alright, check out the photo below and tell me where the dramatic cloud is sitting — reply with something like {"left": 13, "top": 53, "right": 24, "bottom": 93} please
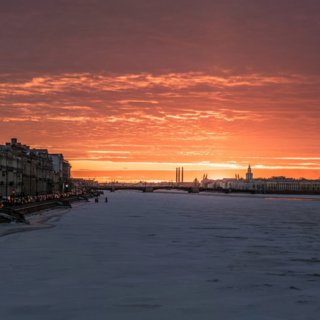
{"left": 1, "top": 1, "right": 320, "bottom": 180}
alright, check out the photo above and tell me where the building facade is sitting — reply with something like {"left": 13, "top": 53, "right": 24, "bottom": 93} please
{"left": 0, "top": 146, "right": 22, "bottom": 197}
{"left": 49, "top": 154, "right": 71, "bottom": 193}
{"left": 0, "top": 138, "right": 71, "bottom": 198}
{"left": 201, "top": 165, "right": 320, "bottom": 194}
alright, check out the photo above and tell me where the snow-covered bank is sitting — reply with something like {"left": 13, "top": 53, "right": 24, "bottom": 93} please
{"left": 0, "top": 207, "right": 72, "bottom": 238}
{"left": 0, "top": 192, "right": 319, "bottom": 320}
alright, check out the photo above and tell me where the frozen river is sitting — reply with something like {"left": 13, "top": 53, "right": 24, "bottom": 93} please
{"left": 1, "top": 191, "right": 320, "bottom": 320}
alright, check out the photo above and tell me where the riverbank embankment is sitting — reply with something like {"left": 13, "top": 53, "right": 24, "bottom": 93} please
{"left": 0, "top": 194, "right": 94, "bottom": 224}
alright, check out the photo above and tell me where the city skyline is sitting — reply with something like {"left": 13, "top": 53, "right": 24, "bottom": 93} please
{"left": 1, "top": 1, "right": 320, "bottom": 182}
{"left": 2, "top": 137, "right": 320, "bottom": 183}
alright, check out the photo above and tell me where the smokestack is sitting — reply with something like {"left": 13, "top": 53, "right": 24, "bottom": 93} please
{"left": 181, "top": 167, "right": 184, "bottom": 183}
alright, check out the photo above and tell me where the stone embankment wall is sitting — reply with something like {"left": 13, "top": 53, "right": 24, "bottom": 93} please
{"left": 0, "top": 196, "right": 90, "bottom": 223}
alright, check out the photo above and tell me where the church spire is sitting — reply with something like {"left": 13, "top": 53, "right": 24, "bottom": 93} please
{"left": 246, "top": 164, "right": 253, "bottom": 181}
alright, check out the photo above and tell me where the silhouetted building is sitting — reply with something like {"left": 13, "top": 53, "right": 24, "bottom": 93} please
{"left": 0, "top": 138, "right": 71, "bottom": 197}
{"left": 246, "top": 164, "right": 253, "bottom": 181}
{"left": 175, "top": 167, "right": 184, "bottom": 183}
{"left": 200, "top": 165, "right": 320, "bottom": 194}
{"left": 50, "top": 154, "right": 71, "bottom": 193}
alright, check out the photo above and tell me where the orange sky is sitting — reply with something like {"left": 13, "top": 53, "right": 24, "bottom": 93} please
{"left": 1, "top": 1, "right": 320, "bottom": 181}
{"left": 1, "top": 72, "right": 319, "bottom": 181}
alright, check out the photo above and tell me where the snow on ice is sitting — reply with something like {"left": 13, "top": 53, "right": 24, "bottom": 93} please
{"left": 0, "top": 191, "right": 320, "bottom": 319}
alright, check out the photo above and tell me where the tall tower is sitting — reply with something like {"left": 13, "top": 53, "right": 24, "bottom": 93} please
{"left": 176, "top": 167, "right": 181, "bottom": 183}
{"left": 246, "top": 164, "right": 253, "bottom": 181}
{"left": 175, "top": 167, "right": 184, "bottom": 183}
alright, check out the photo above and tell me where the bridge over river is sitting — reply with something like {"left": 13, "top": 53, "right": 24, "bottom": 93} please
{"left": 93, "top": 184, "right": 268, "bottom": 195}
{"left": 97, "top": 184, "right": 203, "bottom": 193}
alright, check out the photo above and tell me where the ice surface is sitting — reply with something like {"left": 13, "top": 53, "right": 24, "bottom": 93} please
{"left": 0, "top": 191, "right": 320, "bottom": 320}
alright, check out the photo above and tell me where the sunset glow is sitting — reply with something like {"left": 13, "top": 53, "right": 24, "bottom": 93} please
{"left": 1, "top": 1, "right": 319, "bottom": 181}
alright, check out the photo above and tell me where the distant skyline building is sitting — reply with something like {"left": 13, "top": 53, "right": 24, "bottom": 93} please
{"left": 246, "top": 164, "right": 253, "bottom": 182}
{"left": 176, "top": 167, "right": 184, "bottom": 183}
{"left": 200, "top": 165, "right": 320, "bottom": 194}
